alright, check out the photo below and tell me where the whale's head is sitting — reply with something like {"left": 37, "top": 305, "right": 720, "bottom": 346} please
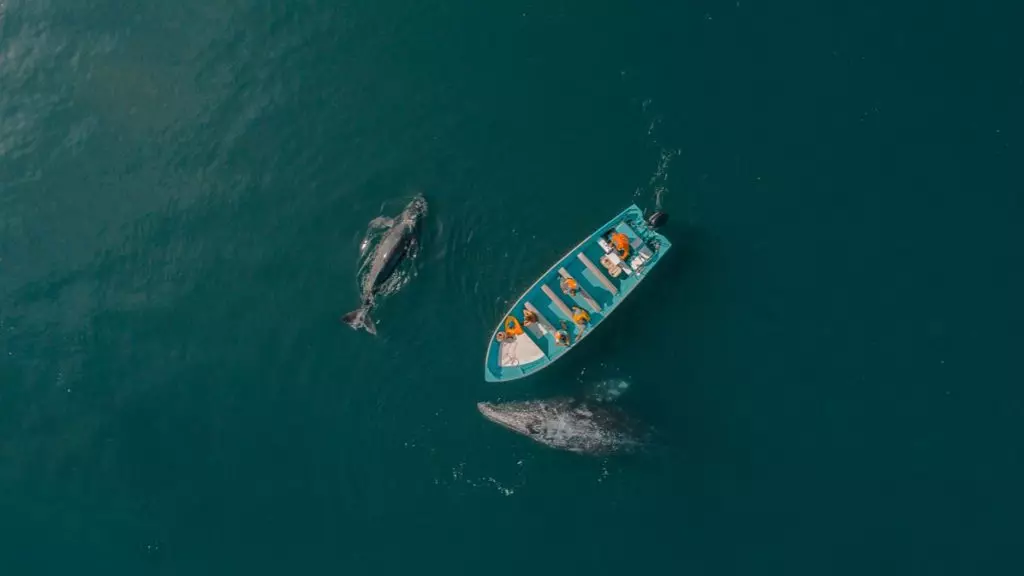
{"left": 402, "top": 194, "right": 428, "bottom": 224}
{"left": 477, "top": 399, "right": 573, "bottom": 438}
{"left": 478, "top": 400, "right": 548, "bottom": 437}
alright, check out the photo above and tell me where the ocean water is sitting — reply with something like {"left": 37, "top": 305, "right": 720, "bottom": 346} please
{"left": 1, "top": 0, "right": 1022, "bottom": 574}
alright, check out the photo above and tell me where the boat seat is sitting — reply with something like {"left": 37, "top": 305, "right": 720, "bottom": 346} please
{"left": 523, "top": 302, "right": 555, "bottom": 335}
{"left": 577, "top": 253, "right": 619, "bottom": 295}
{"left": 541, "top": 284, "right": 574, "bottom": 320}
{"left": 618, "top": 221, "right": 644, "bottom": 240}
{"left": 619, "top": 222, "right": 652, "bottom": 248}
{"left": 628, "top": 228, "right": 654, "bottom": 257}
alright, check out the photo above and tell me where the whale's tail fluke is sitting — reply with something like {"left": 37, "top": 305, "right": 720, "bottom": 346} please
{"left": 341, "top": 305, "right": 376, "bottom": 335}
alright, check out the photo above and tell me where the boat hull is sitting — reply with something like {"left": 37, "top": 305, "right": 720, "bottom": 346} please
{"left": 483, "top": 205, "right": 671, "bottom": 382}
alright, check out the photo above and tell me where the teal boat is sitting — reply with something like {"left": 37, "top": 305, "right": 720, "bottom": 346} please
{"left": 484, "top": 205, "right": 672, "bottom": 382}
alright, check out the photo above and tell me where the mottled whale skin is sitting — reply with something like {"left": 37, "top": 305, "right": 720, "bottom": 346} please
{"left": 477, "top": 397, "right": 643, "bottom": 455}
{"left": 341, "top": 195, "right": 427, "bottom": 335}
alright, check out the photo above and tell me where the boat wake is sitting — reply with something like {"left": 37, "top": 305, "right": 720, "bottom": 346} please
{"left": 632, "top": 97, "right": 681, "bottom": 213}
{"left": 648, "top": 147, "right": 680, "bottom": 211}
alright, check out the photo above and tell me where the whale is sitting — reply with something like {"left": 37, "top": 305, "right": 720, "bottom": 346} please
{"left": 341, "top": 195, "right": 427, "bottom": 334}
{"left": 477, "top": 397, "right": 643, "bottom": 455}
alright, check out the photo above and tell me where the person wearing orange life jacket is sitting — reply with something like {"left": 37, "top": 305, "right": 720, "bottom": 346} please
{"left": 554, "top": 321, "right": 571, "bottom": 347}
{"left": 522, "top": 308, "right": 538, "bottom": 327}
{"left": 571, "top": 306, "right": 591, "bottom": 333}
{"left": 560, "top": 276, "right": 579, "bottom": 297}
{"left": 609, "top": 231, "right": 631, "bottom": 260}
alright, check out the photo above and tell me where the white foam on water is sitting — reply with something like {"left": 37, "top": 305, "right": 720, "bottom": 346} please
{"left": 447, "top": 462, "right": 522, "bottom": 497}
{"left": 588, "top": 378, "right": 631, "bottom": 403}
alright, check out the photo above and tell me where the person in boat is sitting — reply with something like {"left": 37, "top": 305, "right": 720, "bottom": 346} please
{"left": 560, "top": 276, "right": 579, "bottom": 297}
{"left": 571, "top": 306, "right": 591, "bottom": 332}
{"left": 608, "top": 230, "right": 631, "bottom": 260}
{"left": 554, "top": 321, "right": 570, "bottom": 347}
{"left": 522, "top": 308, "right": 538, "bottom": 327}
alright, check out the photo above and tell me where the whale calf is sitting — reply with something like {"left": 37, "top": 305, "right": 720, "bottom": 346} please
{"left": 341, "top": 195, "right": 427, "bottom": 334}
{"left": 477, "top": 398, "right": 643, "bottom": 455}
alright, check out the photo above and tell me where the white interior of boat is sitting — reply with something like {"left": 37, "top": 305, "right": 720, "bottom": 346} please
{"left": 498, "top": 334, "right": 545, "bottom": 367}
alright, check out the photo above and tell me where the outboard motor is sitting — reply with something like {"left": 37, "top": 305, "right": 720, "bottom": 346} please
{"left": 646, "top": 210, "right": 668, "bottom": 229}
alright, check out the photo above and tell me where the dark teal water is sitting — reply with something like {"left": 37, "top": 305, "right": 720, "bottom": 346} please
{"left": 2, "top": 0, "right": 1022, "bottom": 574}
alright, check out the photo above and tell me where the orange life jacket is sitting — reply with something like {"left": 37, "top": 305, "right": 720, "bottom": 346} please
{"left": 572, "top": 308, "right": 590, "bottom": 324}
{"left": 611, "top": 232, "right": 630, "bottom": 258}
